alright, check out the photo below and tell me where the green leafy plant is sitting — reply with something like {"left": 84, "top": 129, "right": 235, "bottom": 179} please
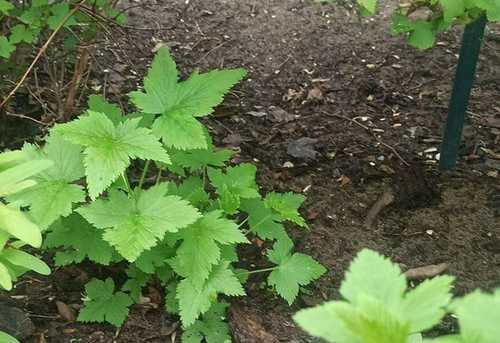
{"left": 8, "top": 47, "right": 325, "bottom": 341}
{"left": 320, "top": 0, "right": 500, "bottom": 49}
{"left": 0, "top": 0, "right": 124, "bottom": 60}
{"left": 294, "top": 249, "right": 500, "bottom": 343}
{"left": 0, "top": 150, "right": 53, "bottom": 342}
{"left": 0, "top": 0, "right": 126, "bottom": 117}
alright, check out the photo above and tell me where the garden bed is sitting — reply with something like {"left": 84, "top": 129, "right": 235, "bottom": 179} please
{"left": 2, "top": 0, "right": 499, "bottom": 341}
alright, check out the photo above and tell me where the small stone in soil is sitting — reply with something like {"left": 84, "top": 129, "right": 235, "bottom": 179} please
{"left": 0, "top": 302, "right": 35, "bottom": 340}
{"left": 287, "top": 137, "right": 318, "bottom": 160}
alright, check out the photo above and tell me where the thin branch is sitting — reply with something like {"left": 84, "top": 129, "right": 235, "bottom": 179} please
{"left": 0, "top": 0, "right": 86, "bottom": 109}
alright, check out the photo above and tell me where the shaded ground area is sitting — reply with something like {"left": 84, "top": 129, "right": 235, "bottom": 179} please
{"left": 2, "top": 0, "right": 499, "bottom": 341}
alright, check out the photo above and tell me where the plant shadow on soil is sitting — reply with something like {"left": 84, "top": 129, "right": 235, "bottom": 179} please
{"left": 2, "top": 0, "right": 499, "bottom": 342}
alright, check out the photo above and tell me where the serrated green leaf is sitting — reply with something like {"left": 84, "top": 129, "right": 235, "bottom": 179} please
{"left": 9, "top": 25, "right": 36, "bottom": 44}
{"left": 0, "top": 0, "right": 14, "bottom": 14}
{"left": 10, "top": 181, "right": 85, "bottom": 229}
{"left": 129, "top": 47, "right": 178, "bottom": 114}
{"left": 78, "top": 278, "right": 133, "bottom": 327}
{"left": 44, "top": 214, "right": 117, "bottom": 266}
{"left": 8, "top": 135, "right": 86, "bottom": 228}
{"left": 208, "top": 164, "right": 259, "bottom": 213}
{"left": 264, "top": 192, "right": 306, "bottom": 227}
{"left": 153, "top": 111, "right": 207, "bottom": 150}
{"left": 87, "top": 95, "right": 123, "bottom": 124}
{"left": 169, "top": 145, "right": 233, "bottom": 173}
{"left": 130, "top": 47, "right": 245, "bottom": 150}
{"left": 54, "top": 111, "right": 170, "bottom": 199}
{"left": 0, "top": 36, "right": 14, "bottom": 59}
{"left": 240, "top": 198, "right": 292, "bottom": 244}
{"left": 333, "top": 296, "right": 412, "bottom": 343}
{"left": 447, "top": 290, "right": 500, "bottom": 343}
{"left": 134, "top": 243, "right": 174, "bottom": 273}
{"left": 47, "top": 3, "right": 77, "bottom": 30}
{"left": 340, "top": 249, "right": 406, "bottom": 309}
{"left": 78, "top": 184, "right": 201, "bottom": 261}
{"left": 177, "top": 261, "right": 245, "bottom": 326}
{"left": 122, "top": 266, "right": 150, "bottom": 302}
{"left": 268, "top": 239, "right": 326, "bottom": 305}
{"left": 170, "top": 211, "right": 248, "bottom": 285}
{"left": 167, "top": 176, "right": 210, "bottom": 208}
{"left": 401, "top": 276, "right": 454, "bottom": 332}
{"left": 182, "top": 302, "right": 231, "bottom": 343}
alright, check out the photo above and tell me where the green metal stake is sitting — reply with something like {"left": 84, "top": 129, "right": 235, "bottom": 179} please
{"left": 439, "top": 14, "right": 487, "bottom": 170}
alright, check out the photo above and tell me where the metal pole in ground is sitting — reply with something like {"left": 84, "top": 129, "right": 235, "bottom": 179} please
{"left": 439, "top": 14, "right": 487, "bottom": 170}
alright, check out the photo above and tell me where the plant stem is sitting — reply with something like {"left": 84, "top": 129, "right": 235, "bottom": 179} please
{"left": 156, "top": 167, "right": 164, "bottom": 185}
{"left": 122, "top": 173, "right": 131, "bottom": 194}
{"left": 138, "top": 160, "right": 151, "bottom": 189}
{"left": 236, "top": 267, "right": 278, "bottom": 276}
{"left": 238, "top": 216, "right": 249, "bottom": 229}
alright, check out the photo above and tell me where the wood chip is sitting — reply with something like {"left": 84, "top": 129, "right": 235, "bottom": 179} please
{"left": 56, "top": 301, "right": 75, "bottom": 322}
{"left": 404, "top": 263, "right": 449, "bottom": 280}
{"left": 364, "top": 190, "right": 394, "bottom": 229}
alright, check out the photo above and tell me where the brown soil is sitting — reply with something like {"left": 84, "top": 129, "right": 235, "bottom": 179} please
{"left": 2, "top": 0, "right": 500, "bottom": 342}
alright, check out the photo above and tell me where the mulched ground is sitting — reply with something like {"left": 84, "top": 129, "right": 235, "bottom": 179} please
{"left": 1, "top": 0, "right": 499, "bottom": 342}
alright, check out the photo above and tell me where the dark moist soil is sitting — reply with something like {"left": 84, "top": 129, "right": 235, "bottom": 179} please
{"left": 2, "top": 0, "right": 500, "bottom": 342}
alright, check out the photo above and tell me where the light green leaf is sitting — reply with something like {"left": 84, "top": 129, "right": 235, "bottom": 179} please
{"left": 182, "top": 302, "right": 231, "bottom": 343}
{"left": 0, "top": 0, "right": 14, "bottom": 14}
{"left": 8, "top": 135, "right": 85, "bottom": 228}
{"left": 177, "top": 262, "right": 245, "bottom": 327}
{"left": 264, "top": 192, "right": 306, "bottom": 227}
{"left": 129, "top": 47, "right": 178, "bottom": 115}
{"left": 170, "top": 211, "right": 248, "bottom": 285}
{"left": 208, "top": 164, "right": 260, "bottom": 213}
{"left": 0, "top": 158, "right": 53, "bottom": 197}
{"left": 130, "top": 47, "right": 245, "bottom": 149}
{"left": 0, "top": 248, "right": 50, "bottom": 275}
{"left": 0, "top": 203, "right": 41, "bottom": 247}
{"left": 78, "top": 184, "right": 201, "bottom": 261}
{"left": 54, "top": 111, "right": 170, "bottom": 199}
{"left": 440, "top": 0, "right": 465, "bottom": 22}
{"left": 0, "top": 331, "right": 19, "bottom": 343}
{"left": 401, "top": 276, "right": 454, "bottom": 332}
{"left": 358, "top": 0, "right": 377, "bottom": 15}
{"left": 87, "top": 95, "right": 123, "bottom": 124}
{"left": 340, "top": 249, "right": 406, "bottom": 309}
{"left": 152, "top": 112, "right": 207, "bottom": 150}
{"left": 0, "top": 36, "right": 14, "bottom": 59}
{"left": 268, "top": 239, "right": 326, "bottom": 305}
{"left": 78, "top": 278, "right": 133, "bottom": 327}
{"left": 240, "top": 198, "right": 291, "bottom": 244}
{"left": 47, "top": 3, "right": 77, "bottom": 30}
{"left": 447, "top": 290, "right": 500, "bottom": 343}
{"left": 44, "top": 214, "right": 117, "bottom": 266}
{"left": 9, "top": 25, "right": 36, "bottom": 44}
{"left": 408, "top": 21, "right": 436, "bottom": 50}
{"left": 0, "top": 261, "right": 13, "bottom": 290}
